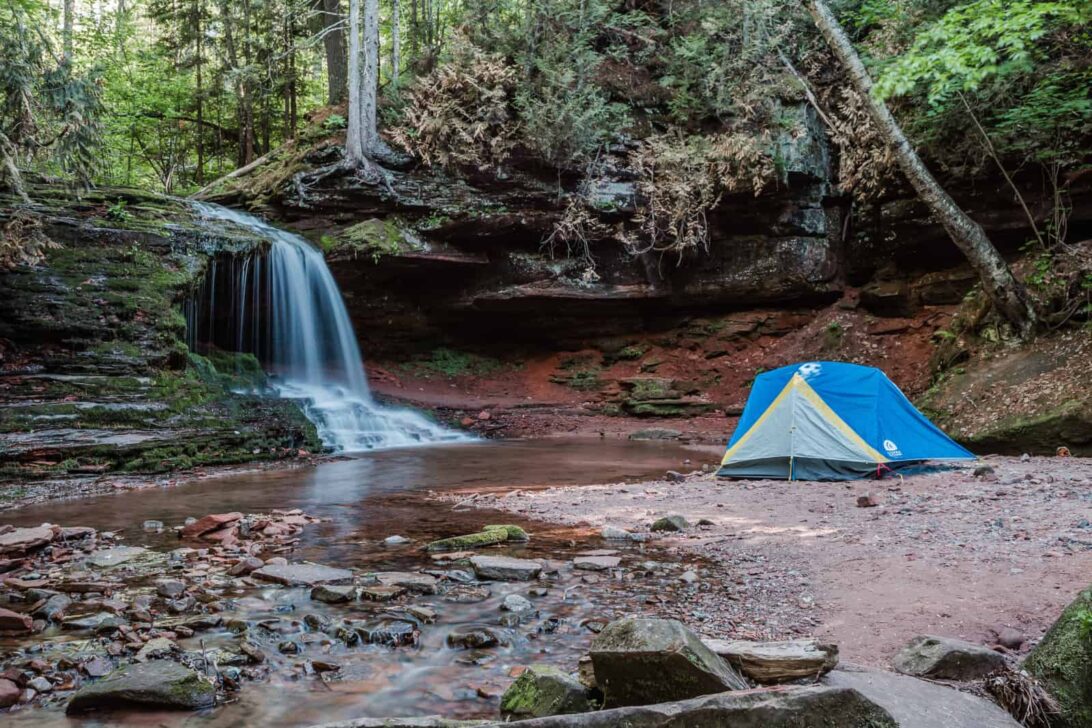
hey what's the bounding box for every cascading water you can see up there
[186,202,467,452]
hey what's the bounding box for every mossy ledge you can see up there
[0,185,321,485]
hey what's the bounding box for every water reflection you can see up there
[6,438,712,726]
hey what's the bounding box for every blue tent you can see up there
[718,362,975,481]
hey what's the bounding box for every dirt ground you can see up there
[442,454,1092,667]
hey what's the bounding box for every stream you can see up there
[4,438,712,726]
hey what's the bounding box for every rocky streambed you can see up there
[1,458,1085,727]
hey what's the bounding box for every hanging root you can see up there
[983,669,1060,728]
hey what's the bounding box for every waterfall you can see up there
[187,202,467,452]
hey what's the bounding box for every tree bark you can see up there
[345,0,365,164]
[63,0,74,60]
[361,0,380,153]
[312,0,347,105]
[804,0,1038,336]
[391,0,400,88]
[194,0,204,184]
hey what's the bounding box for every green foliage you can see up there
[105,198,131,222]
[322,114,347,131]
[1076,607,1092,643]
[401,347,506,379]
[658,0,797,125]
[0,5,105,195]
[875,1,1088,105]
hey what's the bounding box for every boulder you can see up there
[180,512,243,538]
[0,678,20,708]
[360,585,406,601]
[825,665,1020,727]
[34,594,72,622]
[252,562,354,587]
[500,665,592,720]
[311,584,356,604]
[590,618,748,708]
[66,659,215,713]
[704,639,839,683]
[135,637,178,662]
[1025,585,1092,727]
[485,685,894,727]
[444,584,491,603]
[0,606,33,634]
[447,625,506,649]
[650,515,689,533]
[354,618,418,647]
[427,530,508,553]
[501,594,535,614]
[574,556,621,571]
[307,718,487,727]
[470,555,542,581]
[893,635,1005,680]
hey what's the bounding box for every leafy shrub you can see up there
[515,35,630,170]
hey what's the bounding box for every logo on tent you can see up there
[797,362,822,379]
[883,439,902,457]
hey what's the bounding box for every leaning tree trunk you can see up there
[804,0,1038,336]
[345,0,365,164]
[361,0,380,153]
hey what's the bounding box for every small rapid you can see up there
[187,202,467,452]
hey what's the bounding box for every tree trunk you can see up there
[803,0,1038,336]
[391,0,400,88]
[361,0,379,153]
[194,0,204,184]
[313,0,347,105]
[63,0,75,60]
[345,0,365,164]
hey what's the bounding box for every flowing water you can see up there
[5,439,712,726]
[185,203,466,452]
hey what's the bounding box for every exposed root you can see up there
[984,669,1060,728]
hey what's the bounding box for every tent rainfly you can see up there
[718,362,975,481]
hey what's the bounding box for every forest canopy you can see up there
[0,0,1088,205]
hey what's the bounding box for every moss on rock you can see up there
[500,664,592,719]
[0,185,321,482]
[1024,586,1092,727]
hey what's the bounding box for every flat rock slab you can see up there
[470,555,542,581]
[573,556,622,571]
[86,546,150,568]
[825,666,1020,727]
[374,572,440,594]
[0,524,56,554]
[893,635,1005,681]
[309,718,488,727]
[704,638,839,683]
[66,659,215,713]
[478,685,896,727]
[252,563,354,587]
